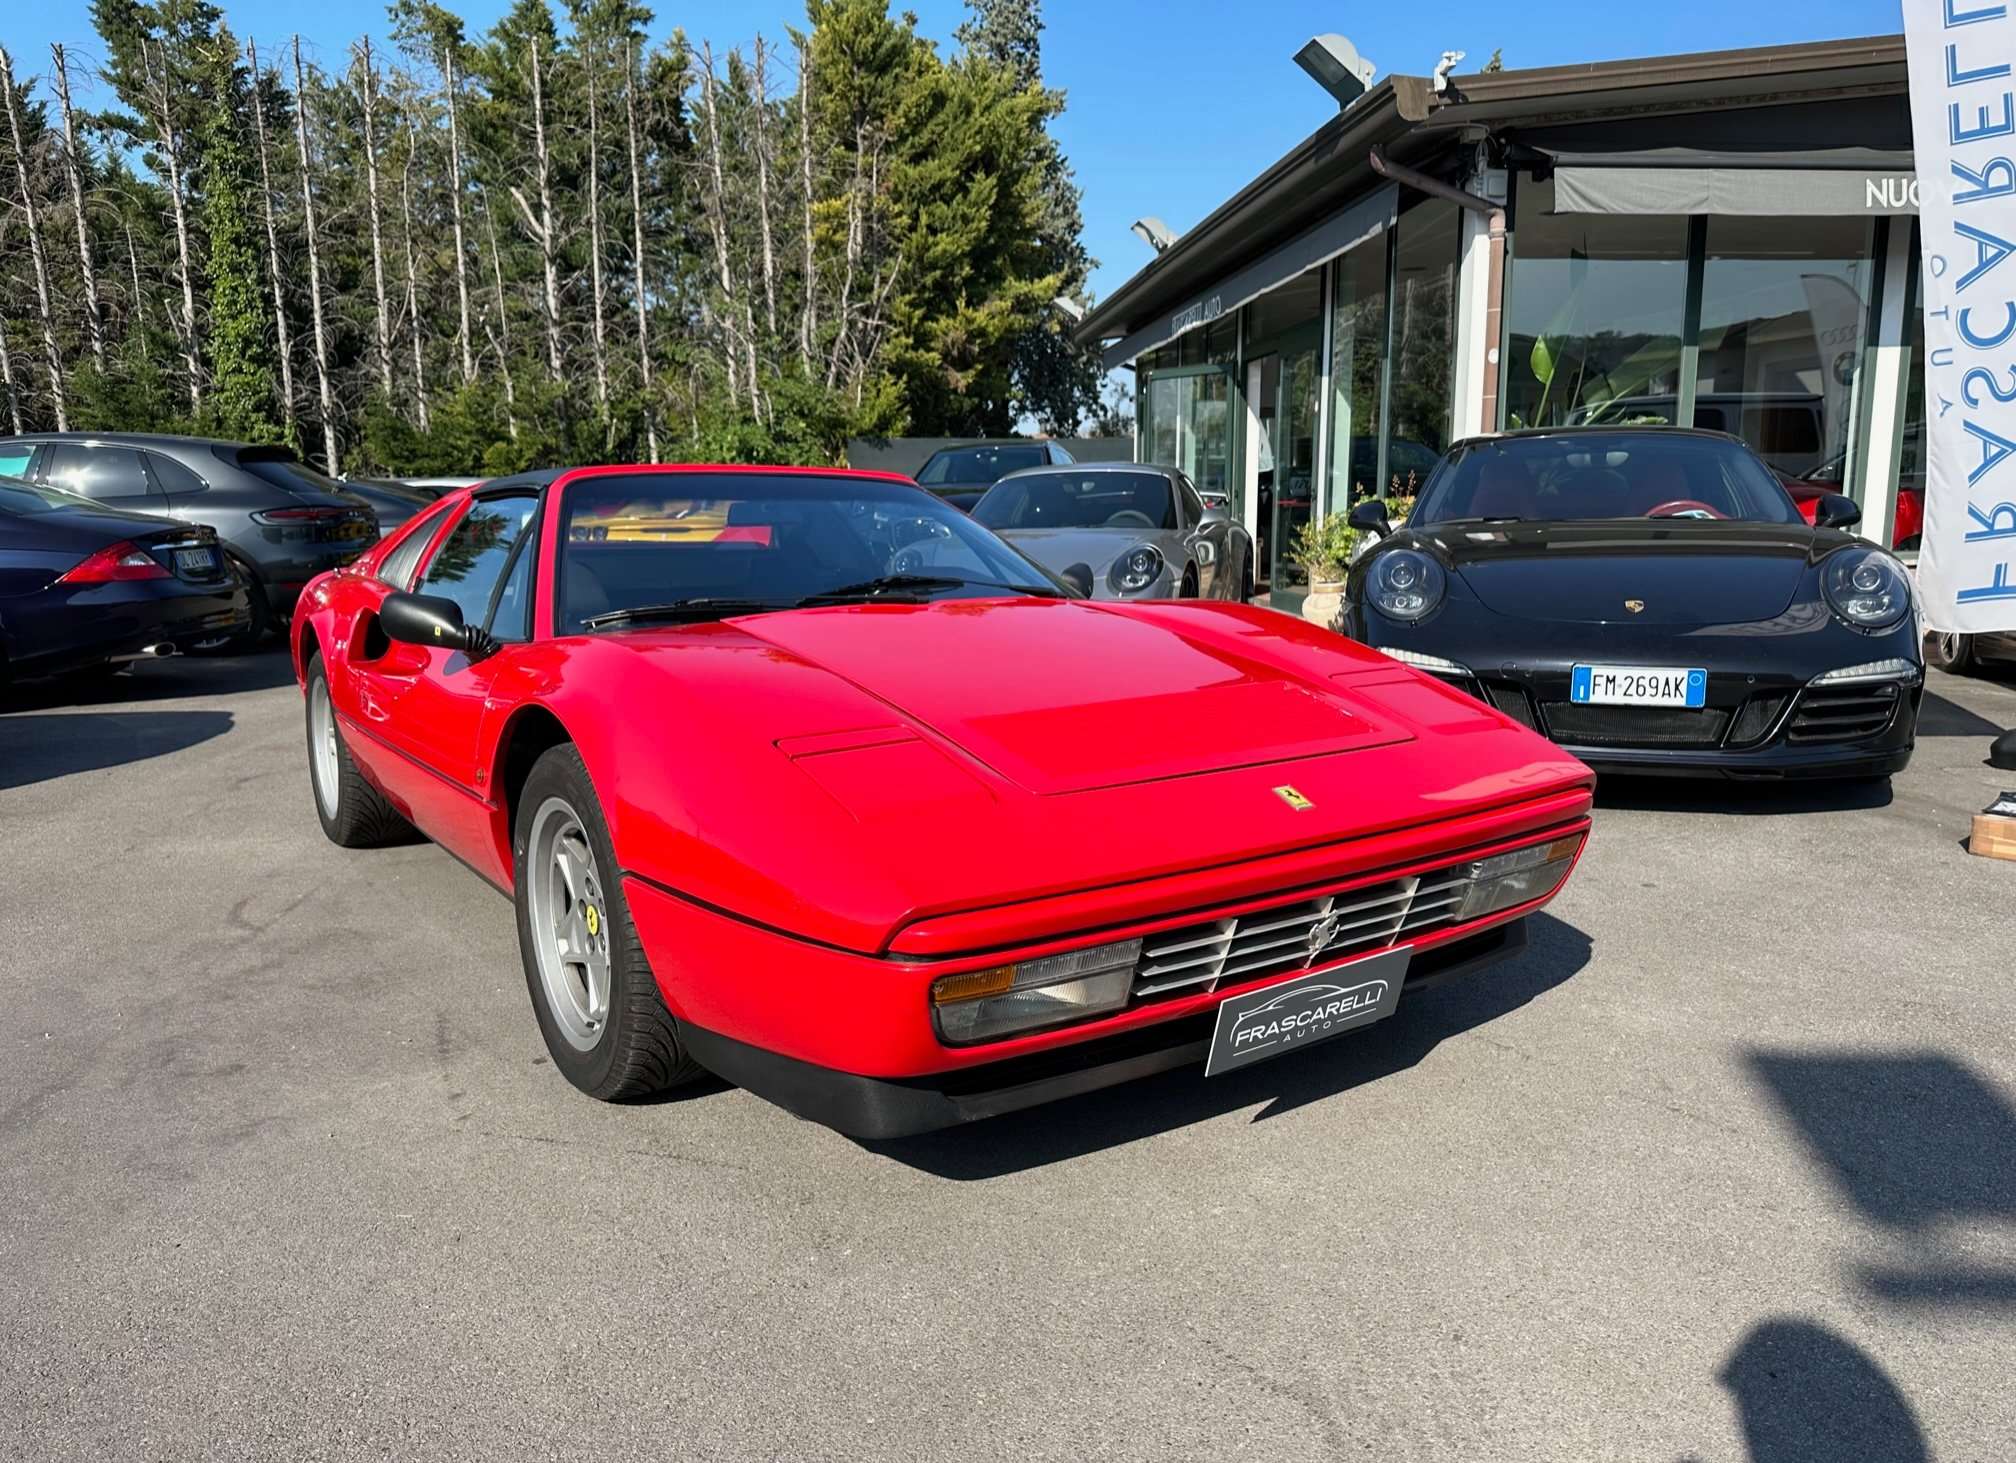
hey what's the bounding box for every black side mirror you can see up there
[1059,562,1094,599]
[380,590,497,660]
[1347,499,1392,537]
[1813,493,1862,530]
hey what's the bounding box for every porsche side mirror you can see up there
[380,590,497,660]
[1813,493,1862,530]
[1198,505,1230,527]
[1059,562,1094,598]
[1348,499,1391,537]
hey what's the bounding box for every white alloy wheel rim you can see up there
[309,676,341,819]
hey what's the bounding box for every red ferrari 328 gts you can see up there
[292,465,1594,1137]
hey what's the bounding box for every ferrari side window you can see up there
[419,495,538,630]
[378,501,456,590]
[487,529,538,643]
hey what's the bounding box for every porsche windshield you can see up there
[557,472,1063,631]
[972,472,1177,531]
[914,444,1046,486]
[1412,433,1803,526]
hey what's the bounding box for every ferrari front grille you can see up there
[1540,703,1730,748]
[1786,684,1901,743]
[1130,865,1473,1002]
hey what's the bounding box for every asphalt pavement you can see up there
[4,649,2015,1461]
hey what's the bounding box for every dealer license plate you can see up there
[173,547,218,576]
[1570,664,1707,708]
[1204,946,1410,1077]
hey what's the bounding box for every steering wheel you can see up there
[1105,510,1155,528]
[1646,500,1727,520]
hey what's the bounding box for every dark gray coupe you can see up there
[971,463,1254,602]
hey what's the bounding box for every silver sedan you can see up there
[970,463,1254,601]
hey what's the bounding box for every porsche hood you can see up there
[994,527,1173,581]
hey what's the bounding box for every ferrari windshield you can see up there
[1412,433,1803,526]
[915,444,1046,486]
[972,471,1177,531]
[557,472,1064,632]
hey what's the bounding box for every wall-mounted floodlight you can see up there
[1294,34,1376,109]
[1052,296,1086,323]
[1130,217,1177,254]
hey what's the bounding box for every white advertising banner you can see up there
[1906,0,2016,631]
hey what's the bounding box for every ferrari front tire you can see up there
[305,654,413,848]
[513,745,705,1100]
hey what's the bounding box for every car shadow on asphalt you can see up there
[864,912,1592,1179]
[1918,689,2007,739]
[1591,774,1893,816]
[0,647,296,712]
[0,710,236,791]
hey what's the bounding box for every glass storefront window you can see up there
[1385,196,1461,500]
[1695,215,1875,481]
[1890,226,1926,553]
[1142,370,1234,501]
[1244,269,1323,591]
[1502,176,1690,433]
[1328,238,1386,511]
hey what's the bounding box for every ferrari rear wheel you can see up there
[514,745,704,1100]
[304,654,413,848]
[1925,630,1977,676]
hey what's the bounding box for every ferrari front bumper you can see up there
[676,920,1529,1139]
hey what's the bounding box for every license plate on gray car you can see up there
[1203,946,1410,1076]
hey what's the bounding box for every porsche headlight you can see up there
[1109,545,1164,595]
[1821,548,1910,631]
[1367,549,1446,622]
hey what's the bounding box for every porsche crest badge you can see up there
[1624,599,1646,614]
[1273,785,1314,812]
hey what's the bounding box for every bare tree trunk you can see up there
[624,37,656,460]
[0,310,21,434]
[356,37,395,404]
[584,43,610,416]
[1,47,68,431]
[444,48,475,386]
[293,37,340,473]
[246,39,298,439]
[696,42,739,405]
[797,41,816,375]
[826,125,866,391]
[400,119,429,431]
[144,39,202,415]
[123,219,144,331]
[753,36,777,339]
[480,193,520,440]
[517,37,563,381]
[50,44,104,370]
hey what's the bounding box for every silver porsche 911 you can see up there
[970,462,1255,601]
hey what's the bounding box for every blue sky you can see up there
[9,0,1910,305]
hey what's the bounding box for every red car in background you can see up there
[291,464,1593,1138]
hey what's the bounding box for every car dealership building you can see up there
[1074,36,1929,609]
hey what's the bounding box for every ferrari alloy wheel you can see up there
[304,654,413,848]
[526,798,614,1051]
[1925,630,1977,676]
[513,745,705,1100]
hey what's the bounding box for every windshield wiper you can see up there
[581,597,787,629]
[798,573,1059,605]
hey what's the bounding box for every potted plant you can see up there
[1289,511,1361,632]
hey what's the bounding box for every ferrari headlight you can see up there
[1452,836,1583,922]
[931,939,1141,1044]
[1109,545,1164,595]
[1821,548,1910,631]
[1368,550,1446,622]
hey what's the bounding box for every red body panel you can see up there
[294,466,1593,1078]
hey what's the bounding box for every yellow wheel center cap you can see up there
[584,904,601,938]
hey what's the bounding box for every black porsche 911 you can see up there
[1342,428,1921,780]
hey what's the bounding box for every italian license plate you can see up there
[1204,946,1410,1077]
[173,547,217,575]
[1570,664,1707,708]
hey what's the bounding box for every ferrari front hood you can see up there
[736,599,1412,794]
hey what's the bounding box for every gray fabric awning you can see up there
[1553,164,1918,216]
[1105,183,1398,370]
